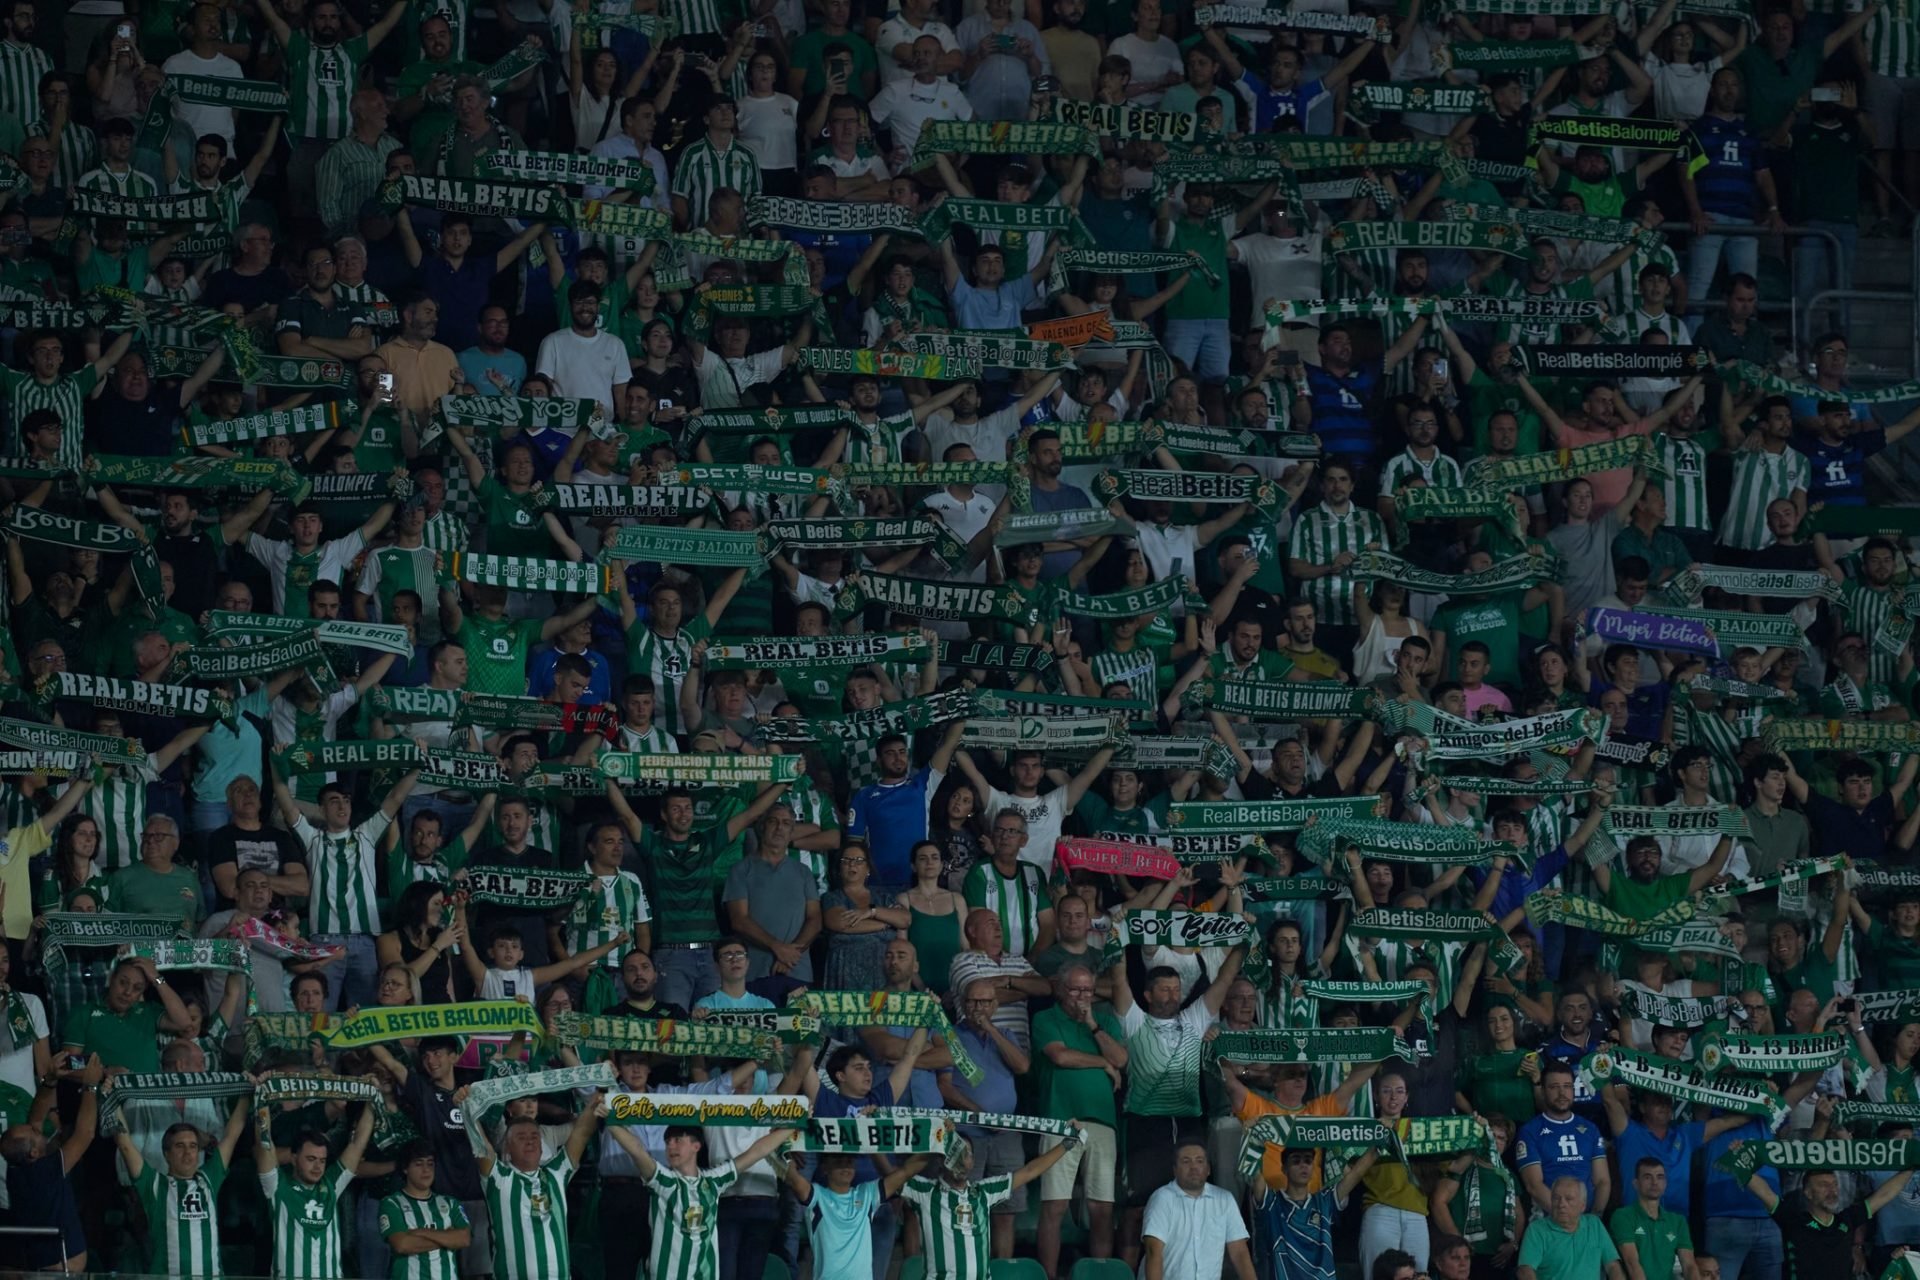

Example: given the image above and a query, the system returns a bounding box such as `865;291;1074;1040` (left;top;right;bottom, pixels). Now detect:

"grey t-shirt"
722;854;822;982
1547;510;1623;627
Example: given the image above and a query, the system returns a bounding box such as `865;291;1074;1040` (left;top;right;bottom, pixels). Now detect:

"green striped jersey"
134;1150;229;1277
900;1174;1015;1280
27;117;94;192
1372;937;1466;1015
405;0;470;60
1119;999;1212;1117
336;279;401;335
625;615;711;736
1717;446;1810;551
1599;240;1680;317
379;1190;468;1280
1088;641;1160;698
1865;0;1919;77
667;0;734;37
670;137;763;225
485;1153;577;1280
77;165;161;199
567;868;652;967
1380;447;1465;495
637;824;731;945
262;1162;356;1278
420;509;469;554
962;860;1048;957
0;39;51;139
1653;432;1711;533
294;811;393;935
80;760;158;873
644;1160;738;1280
1292;502;1387;625
0;364;98;471
457;615;541;697
1838;578;1900;683
617;724;679;753
1675;702;1750;804
284;33;370;141
1604;306;1690;345
1493;276;1594;345
360;545;437;627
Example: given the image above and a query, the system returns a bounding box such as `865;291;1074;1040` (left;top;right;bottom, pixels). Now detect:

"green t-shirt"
1073;792;1167;842
1163;213;1233;321
455;613;542;696
1456;1047;1537;1122
1609;1202;1692;1280
1032;1003;1125;1127
1518;1211;1618;1280
60;998;164;1072
1869;920;1920;992
1430;593;1524;687
395;56;483;154
475;477;553;558
1775;947;1839;1010
106;863;203;928
1603;870;1692;921
789;28;880;95
1445;1163;1517;1254
637;822;738;945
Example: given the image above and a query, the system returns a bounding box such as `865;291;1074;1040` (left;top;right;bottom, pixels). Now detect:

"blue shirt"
420;255;494;351
1028;480;1096;580
846;769;935;886
1613;1119;1705;1215
526;646;614;705
781;228;872;290
1704;1118;1779;1219
948;273;1038;330
1304;360;1383;462
1261;1186;1341;1280
807;1180;882;1277
1515;1112;1606;1197
457;346;528;396
1589;679;1671;741
1469;843;1572;922
888;1023;949;1109
1239;70;1329;133
943;1026;1018;1139
1689;113;1768;220
814;1078;895;1183
1790;427;1885;507
1804;790;1896;861
1540;1037;1607;1125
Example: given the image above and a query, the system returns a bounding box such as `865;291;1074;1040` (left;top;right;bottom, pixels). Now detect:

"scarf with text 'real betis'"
1327;219;1533;259
793;991;982;1083
704;633;931;670
477;149;655;194
325;1001;545;1048
596;753;805;786
832;573;1041;626
909;120;1099;169
1166;795;1386;833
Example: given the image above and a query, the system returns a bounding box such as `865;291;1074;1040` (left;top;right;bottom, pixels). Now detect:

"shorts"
1039;1121;1118;1203
1122;1113;1205;1208
967;1129;1030;1213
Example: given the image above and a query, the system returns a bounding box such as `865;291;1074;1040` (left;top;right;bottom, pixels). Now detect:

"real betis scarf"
1350;549;1554;595
1615;984;1741;1028
1237;1114;1490;1187
700;1009;824;1043
803;1114;955;1155
40;911;180;971
325;1000;545;1048
1211;1026;1414;1066
1051;97;1198;143
1451;202;1665;252
1057;575;1209;620
694;284;820;319
916;197;1085;244
1598;803;1748;853
183;401;349;447
800;348;982;380
1350;907;1524;972
100;1072;254;1135
0;716;147;766
909;120;1099;170
598;525;770;568
379;173;566;223
1512;345;1708;379
1723;361;1920;406
763;516;943;552
451;553;612;595
832;573;1040;626
1437;39;1597;71
128;938;251;975
888;1106;1082;1147
3;299;114;329
179;631;331;683
606;1092;812;1128
1853;989;1920;1025
1835;1102;1920;1132
1167;795;1385;834
69;187;216;223
243;1013;333;1065
1184;680;1377;722
1857;865;1920;894
676;463;839;496
891;331;1074;372
705;633;930;670
534;485;704;519
462;1063;614;1147
688;404;856;437
1056;837;1180;880
757;688;980;744
233;351;357;394
459;695;616;738
1635;605;1808;654
281;738;440;775
167;73;288;112
1696;1030;1856;1076
1523;889;1702;938
1248;876;1350;901
1051;247;1221;289
6;506;166;613
203;613;410;657
596;752;805;787
1762;719;1920;754
961;715;1121;752
1532;117;1686;153
1116;910;1254;948
1297;818;1507;867
462;867;595;909
551;1012;777;1057
747;196;922;234
1139;421;1321;461
1635;917;1741;962
440;394;603;434
1351;81;1488;118
941;640;1056;675
794;991;982;1082
1327;218;1533;260
254;1072;383;1108
477;149;655;194
1463;436;1655;490
1583;1047;1787;1124
1390;488;1526;544
1716;1137;1920;1183
1387;705;1605;760
87;454;311;500
1665;565;1843;607
1701;856;1848;907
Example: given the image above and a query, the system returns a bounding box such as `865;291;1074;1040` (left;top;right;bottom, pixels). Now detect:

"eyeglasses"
842;856;868;865
717;951;748;962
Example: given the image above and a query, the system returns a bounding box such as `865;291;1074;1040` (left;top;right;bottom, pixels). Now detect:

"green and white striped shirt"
486;1152;577;1280
1598;240;1681;316
405;0;470;61
567;868;652;969
134;1151;229;1278
77;164;161;200
644;1160;738;1280
1119;999;1211;1117
1865;0;1919;77
1292;502;1387;625
1380;447;1465;495
419;508;469;554
1839;578;1900;683
1675;702;1750;804
668;0;734;37
317;134;401;236
335;279;400;335
1653;431;1711;533
29;117;98;192
900;1174;1015;1280
80;759;158;873
1089;643;1159;698
294;811;393;935
626;616;710;736
671;136;763;226
379;1190;468;1280
0;39;51;140
1717;445;1810;551
285;33;370;141
262;1163;356;1279
0;364;98;471
1604;306;1690;345
962;860;1048;957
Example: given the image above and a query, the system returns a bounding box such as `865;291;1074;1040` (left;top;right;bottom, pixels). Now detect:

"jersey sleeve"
976;1173;1015;1209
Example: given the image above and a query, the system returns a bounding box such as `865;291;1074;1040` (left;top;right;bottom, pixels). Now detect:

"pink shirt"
1462;684;1514;717
1549;416;1653;514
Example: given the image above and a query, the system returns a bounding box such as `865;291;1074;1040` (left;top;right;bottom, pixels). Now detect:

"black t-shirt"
86;383;183;457
5;1151;84;1267
154;530;222;621
205;822;307;908
470;845;560;971
1776;1192;1868;1280
204;265;291;315
398;1070;482;1201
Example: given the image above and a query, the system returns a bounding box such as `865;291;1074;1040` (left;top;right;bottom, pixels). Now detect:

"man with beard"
254;0;407;204
1738;1162;1916;1280
1595;833;1734;926
1716;393;1809;558
925;373;1061;466
373;294;464;417
275;243;375;375
605;948;688;1019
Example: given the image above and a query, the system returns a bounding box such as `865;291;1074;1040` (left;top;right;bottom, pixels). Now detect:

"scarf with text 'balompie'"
1583;1047;1787;1124
178;630;332;683
704;633;930;670
1663;565;1842;605
597;525;770;568
890;331;1074;372
1167;795;1386;834
203;613;410;657
1350;907;1525;971
1296;818;1508;867
1388;487;1527;545
1183;680;1378;722
1762;718;1920;754
909;120;1099;170
39;911;178;971
1512;344;1708;379
326;1000;545;1049
1461;435;1656;491
1614;983;1743;1028
1385;704;1605;760
595;752;805;787
1050;247;1220;289
1531;116;1686;153
1436;38;1597;72
99;1072;253;1135
30;670;234;726
477;149;655;193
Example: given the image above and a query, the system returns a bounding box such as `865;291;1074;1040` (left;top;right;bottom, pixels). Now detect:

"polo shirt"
949;274;1037;330
1775;1193;1869;1280
1803;790;1895;861
60;999;163;1073
1609;1203;1692;1280
1517;1212;1618;1280
420;254;496;351
1742;804;1809;878
1612;1119;1704;1214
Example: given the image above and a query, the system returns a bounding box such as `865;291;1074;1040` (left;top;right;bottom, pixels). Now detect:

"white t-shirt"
246;530;367;616
1642;53;1723;123
1133;522;1201;584
162;50;244;145
1234;232;1325;321
868;76;973;157
875;18;961;85
736;93;801;172
482;966;540;1001
695;346;786;410
0;990;48;1098
535;327;632;417
984;785;1070;870
1108;33;1182;106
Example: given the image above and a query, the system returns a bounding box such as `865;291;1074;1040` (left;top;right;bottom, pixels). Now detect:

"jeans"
1685;217;1761;318
354;1187;391;1280
1359;1204;1431;1279
1794;219;1859;345
600;1179;651;1280
1163;317;1231;382
718;1195;781;1280
1706;1214;1783;1280
870;1199;900;1280
652;947;720;1010
314;933;378;1010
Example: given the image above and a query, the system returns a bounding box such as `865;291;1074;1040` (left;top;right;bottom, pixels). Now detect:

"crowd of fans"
2;0;1920;1279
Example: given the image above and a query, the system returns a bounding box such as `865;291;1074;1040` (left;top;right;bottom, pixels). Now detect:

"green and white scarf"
996;507;1133;547
440;394;603;433
891;332;1074;372
1390;488;1526;543
477;149;655;193
1701;856;1848;906
832;573;1040;626
1211;1026;1414;1066
69;188;216;223
1436;39;1598;71
450;553;612;595
462;867;596;909
764;515;947;553
203;613;410;657
326;1000;546;1049
1350;907;1523;971
1349;549;1554;595
1051;248;1220;289
128;938;251;976
596;752;805;786
0;715;149;765
87;453;311;500
961;715;1121;752
1115;910;1255;948
1351;81;1488;118
794;990;982;1082
281;739;435;775
1717;1137;1920;1182
1057;575;1208;620
1464;436;1656;490
184;401;350;447
1664;565;1842;605
916;197;1085;244
1167;795;1384;833
1532;117;1686;153
1450;202;1665;252
551;1013;777;1058
179;631;331;682
705;633;929;670
757;689;981;744
1524;889;1697;938
40;911;180;971
1051;97;1198;143
803;1114;955;1155
1185;680;1378;722
463;1064;613;1145
379;173;565;223
598;525;770;568
1723;362;1920;407
1834;1102;1920;1132
800;348;983;380
167;74;289;112
747;196;922;234
537;484;703;518
1297;818;1507;867
941;639;1056;675
100;1072;254;1135
1615;984;1741;1029
909;120;1099;169
1762;719;1920;754
1596;804;1748;861
254;1072;383;1108
1583;1047;1787;1124
1327;218;1533;259
1853;990;1920;1025
1696;1030;1856;1076
1386;705;1604;760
